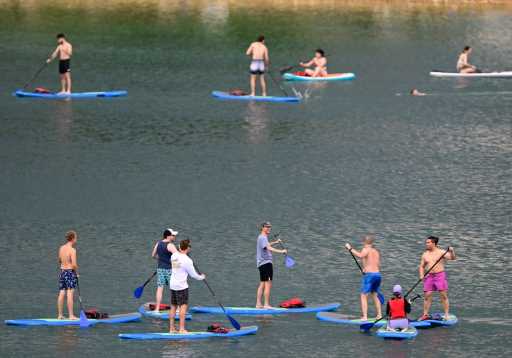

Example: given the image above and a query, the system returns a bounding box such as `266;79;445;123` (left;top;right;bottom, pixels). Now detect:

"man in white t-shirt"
169;239;205;333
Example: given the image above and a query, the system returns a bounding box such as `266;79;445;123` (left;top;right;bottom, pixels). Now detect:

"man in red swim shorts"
419;236;456;321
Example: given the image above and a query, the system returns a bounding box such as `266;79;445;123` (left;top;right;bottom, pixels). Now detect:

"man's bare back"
246;42;268;62
59;244;77;270
361;247;380;273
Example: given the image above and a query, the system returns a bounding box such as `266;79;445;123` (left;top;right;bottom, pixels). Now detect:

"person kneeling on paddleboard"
299;49;328;77
169;239;205;333
386;285;411;331
457;46;478;74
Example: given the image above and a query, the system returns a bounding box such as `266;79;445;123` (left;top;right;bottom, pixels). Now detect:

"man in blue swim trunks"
57;230;79;319
246;35;269;97
345;235;383;321
151;228;178;312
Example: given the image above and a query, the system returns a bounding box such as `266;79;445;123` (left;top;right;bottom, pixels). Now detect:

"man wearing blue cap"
386;285;412;330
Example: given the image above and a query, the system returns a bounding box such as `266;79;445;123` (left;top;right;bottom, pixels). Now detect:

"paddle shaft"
267;69;290;97
141;271;157;288
404;247;451;298
23;62;48;90
347;247;364;274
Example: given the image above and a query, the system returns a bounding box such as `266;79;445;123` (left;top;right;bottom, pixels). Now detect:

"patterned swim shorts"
157;268;171;287
59;269;77;290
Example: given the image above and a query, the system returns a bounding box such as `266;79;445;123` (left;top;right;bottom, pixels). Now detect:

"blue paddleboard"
211;91;300;103
191;303;340;315
119;325;258;340
14;90;128;99
5;312;141;326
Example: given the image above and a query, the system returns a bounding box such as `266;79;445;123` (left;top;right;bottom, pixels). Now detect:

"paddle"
272;233;295;268
279;65;295;74
359;247;451;332
75;277;90;328
22;62;48;90
133;271;157;299
267;68;290;97
346;246;385;304
194;264;241;330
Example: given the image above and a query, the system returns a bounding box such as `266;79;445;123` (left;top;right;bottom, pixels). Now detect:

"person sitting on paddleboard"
345;235;383;321
151;228;178;313
246;35;269;97
169;239;205;333
57;230;79;320
299;49;327;77
457;46;477;74
256;222;287;309
386;285;411;330
47;33;73;94
419;236;456;321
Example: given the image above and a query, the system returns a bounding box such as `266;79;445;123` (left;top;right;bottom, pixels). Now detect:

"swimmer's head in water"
315;49;325;57
257;35;265;43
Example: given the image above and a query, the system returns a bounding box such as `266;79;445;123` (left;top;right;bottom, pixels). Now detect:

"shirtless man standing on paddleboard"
47;33;72;94
57;230;79;320
300;49;328;77
419;236;456;321
246;35;269;96
345;235;384;321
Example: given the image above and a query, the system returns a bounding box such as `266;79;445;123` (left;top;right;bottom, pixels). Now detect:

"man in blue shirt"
256;222;287;308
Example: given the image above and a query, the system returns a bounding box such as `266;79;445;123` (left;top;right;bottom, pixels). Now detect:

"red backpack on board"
279;297;306;308
148;303;171;311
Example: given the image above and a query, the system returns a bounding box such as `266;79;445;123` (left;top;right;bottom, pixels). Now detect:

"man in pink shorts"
419;236;456;320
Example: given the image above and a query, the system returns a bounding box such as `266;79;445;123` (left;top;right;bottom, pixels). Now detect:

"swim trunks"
423;271;448;292
361;272;382;294
157;268;171;287
388;318;409;330
171;288;189;306
59;269;77;290
258;262;273;281
250;60;265;75
59;59;70;74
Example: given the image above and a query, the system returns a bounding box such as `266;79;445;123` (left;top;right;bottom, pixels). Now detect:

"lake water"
0;1;511;357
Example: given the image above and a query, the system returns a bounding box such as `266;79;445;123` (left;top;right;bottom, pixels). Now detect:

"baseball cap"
261;221;272;228
393;284;402;294
163;228;178;237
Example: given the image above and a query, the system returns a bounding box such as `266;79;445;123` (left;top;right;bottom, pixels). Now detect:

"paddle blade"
284;255;295;268
133;286;144;299
227;314;241;330
377;292;385;305
79;310;90;328
360;322;374;332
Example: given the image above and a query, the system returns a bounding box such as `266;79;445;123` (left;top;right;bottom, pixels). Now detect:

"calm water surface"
0;1;511;357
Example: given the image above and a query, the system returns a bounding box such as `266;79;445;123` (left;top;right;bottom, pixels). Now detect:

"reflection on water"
55;327;79;356
54;101;73;143
244;102;269;144
161;341;195;358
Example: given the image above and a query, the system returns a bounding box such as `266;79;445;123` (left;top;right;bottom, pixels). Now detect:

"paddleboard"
138;303;191;320
119;325;258;340
283;72;355;81
422;313;458;326
14;90;128;98
316;312;431;328
430;71;512;78
190;303;340;315
5;312;141;326
376;326;418;340
211;91;300;103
